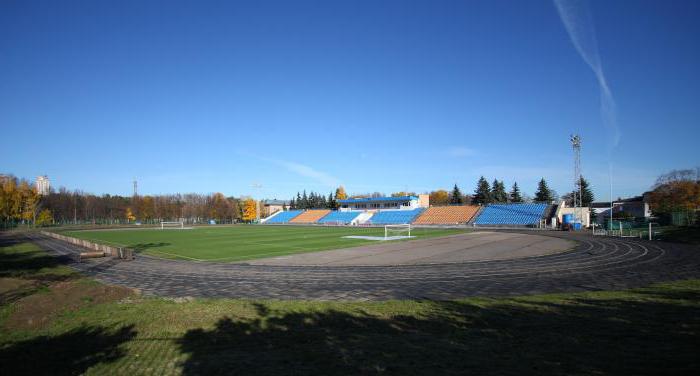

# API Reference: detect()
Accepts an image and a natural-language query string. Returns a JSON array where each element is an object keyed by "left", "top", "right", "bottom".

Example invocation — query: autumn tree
[
  {"left": 648, "top": 169, "right": 700, "bottom": 225},
  {"left": 36, "top": 209, "right": 53, "bottom": 226},
  {"left": 125, "top": 207, "right": 136, "bottom": 222},
  {"left": 429, "top": 190, "right": 450, "bottom": 206},
  {"left": 335, "top": 186, "right": 348, "bottom": 200},
  {"left": 391, "top": 191, "right": 416, "bottom": 197},
  {"left": 242, "top": 198, "right": 258, "bottom": 222}
]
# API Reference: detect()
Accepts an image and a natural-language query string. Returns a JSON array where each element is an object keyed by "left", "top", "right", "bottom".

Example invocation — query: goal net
[
  {"left": 161, "top": 221, "right": 184, "bottom": 229},
  {"left": 384, "top": 224, "right": 412, "bottom": 239}
]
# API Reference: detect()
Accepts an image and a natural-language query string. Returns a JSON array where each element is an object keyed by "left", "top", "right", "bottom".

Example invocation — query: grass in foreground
[
  {"left": 2, "top": 237, "right": 699, "bottom": 375},
  {"left": 61, "top": 225, "right": 467, "bottom": 262}
]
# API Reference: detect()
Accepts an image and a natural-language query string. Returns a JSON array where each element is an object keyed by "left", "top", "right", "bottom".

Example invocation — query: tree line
[
  {"left": 1, "top": 174, "right": 250, "bottom": 227},
  {"left": 332, "top": 177, "right": 594, "bottom": 207}
]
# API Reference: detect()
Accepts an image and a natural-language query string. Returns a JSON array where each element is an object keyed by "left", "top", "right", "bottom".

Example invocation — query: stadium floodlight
[
  {"left": 161, "top": 221, "right": 184, "bottom": 230},
  {"left": 384, "top": 224, "right": 412, "bottom": 240}
]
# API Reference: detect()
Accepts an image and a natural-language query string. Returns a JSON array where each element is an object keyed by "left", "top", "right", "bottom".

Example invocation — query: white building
[
  {"left": 337, "top": 195, "right": 429, "bottom": 211},
  {"left": 35, "top": 175, "right": 50, "bottom": 195}
]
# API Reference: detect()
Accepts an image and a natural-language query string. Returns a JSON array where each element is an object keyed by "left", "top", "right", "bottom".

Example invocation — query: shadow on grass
[
  {"left": 0, "top": 325, "right": 136, "bottom": 376},
  {"left": 178, "top": 285, "right": 700, "bottom": 375},
  {"left": 0, "top": 235, "right": 75, "bottom": 282},
  {"left": 128, "top": 242, "right": 171, "bottom": 252}
]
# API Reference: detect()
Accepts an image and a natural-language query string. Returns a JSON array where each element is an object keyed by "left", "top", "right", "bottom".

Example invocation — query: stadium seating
[
  {"left": 290, "top": 209, "right": 332, "bottom": 223},
  {"left": 473, "top": 203, "right": 548, "bottom": 226},
  {"left": 368, "top": 208, "right": 425, "bottom": 224},
  {"left": 317, "top": 211, "right": 362, "bottom": 224},
  {"left": 413, "top": 205, "right": 481, "bottom": 225},
  {"left": 265, "top": 210, "right": 303, "bottom": 224}
]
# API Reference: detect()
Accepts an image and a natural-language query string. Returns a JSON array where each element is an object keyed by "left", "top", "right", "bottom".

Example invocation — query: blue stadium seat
[
  {"left": 317, "top": 211, "right": 361, "bottom": 224},
  {"left": 265, "top": 210, "right": 303, "bottom": 224},
  {"left": 368, "top": 208, "right": 425, "bottom": 224},
  {"left": 473, "top": 203, "right": 548, "bottom": 225}
]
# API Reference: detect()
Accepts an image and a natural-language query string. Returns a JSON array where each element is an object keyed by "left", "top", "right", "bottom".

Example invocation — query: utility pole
[
  {"left": 251, "top": 183, "right": 263, "bottom": 222},
  {"left": 570, "top": 134, "right": 582, "bottom": 225}
]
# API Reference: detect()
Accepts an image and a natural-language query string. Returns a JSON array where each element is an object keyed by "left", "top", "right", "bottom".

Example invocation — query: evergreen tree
[
  {"left": 450, "top": 184, "right": 464, "bottom": 205},
  {"left": 288, "top": 198, "right": 295, "bottom": 210},
  {"left": 296, "top": 192, "right": 302, "bottom": 209},
  {"left": 473, "top": 176, "right": 492, "bottom": 205},
  {"left": 301, "top": 190, "right": 308, "bottom": 209},
  {"left": 534, "top": 178, "right": 553, "bottom": 203},
  {"left": 491, "top": 179, "right": 508, "bottom": 203},
  {"left": 510, "top": 182, "right": 523, "bottom": 203},
  {"left": 578, "top": 176, "right": 594, "bottom": 206},
  {"left": 327, "top": 192, "right": 336, "bottom": 209}
]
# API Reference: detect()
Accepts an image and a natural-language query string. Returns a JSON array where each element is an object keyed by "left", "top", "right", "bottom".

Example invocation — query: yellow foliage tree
[
  {"left": 429, "top": 190, "right": 450, "bottom": 206},
  {"left": 125, "top": 207, "right": 136, "bottom": 222},
  {"left": 335, "top": 186, "right": 347, "bottom": 201},
  {"left": 242, "top": 198, "right": 257, "bottom": 222},
  {"left": 36, "top": 209, "right": 53, "bottom": 226}
]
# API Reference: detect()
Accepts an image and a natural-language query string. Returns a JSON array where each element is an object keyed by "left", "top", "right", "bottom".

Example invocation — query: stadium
[{"left": 3, "top": 0, "right": 699, "bottom": 374}]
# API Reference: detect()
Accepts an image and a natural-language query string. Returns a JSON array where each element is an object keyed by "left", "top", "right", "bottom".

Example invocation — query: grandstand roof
[{"left": 337, "top": 196, "right": 418, "bottom": 204}]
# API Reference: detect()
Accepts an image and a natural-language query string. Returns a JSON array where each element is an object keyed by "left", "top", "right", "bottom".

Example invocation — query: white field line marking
[{"left": 144, "top": 249, "right": 208, "bottom": 262}]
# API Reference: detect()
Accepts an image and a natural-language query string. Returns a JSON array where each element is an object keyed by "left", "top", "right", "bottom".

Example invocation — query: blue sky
[{"left": 2, "top": 0, "right": 698, "bottom": 201}]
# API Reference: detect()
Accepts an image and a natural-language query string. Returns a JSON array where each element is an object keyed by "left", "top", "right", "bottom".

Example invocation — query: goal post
[
  {"left": 161, "top": 221, "right": 184, "bottom": 229},
  {"left": 384, "top": 224, "right": 411, "bottom": 239}
]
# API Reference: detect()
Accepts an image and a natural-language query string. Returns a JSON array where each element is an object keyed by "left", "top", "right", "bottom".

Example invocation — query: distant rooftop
[
  {"left": 337, "top": 196, "right": 418, "bottom": 204},
  {"left": 263, "top": 199, "right": 289, "bottom": 206}
]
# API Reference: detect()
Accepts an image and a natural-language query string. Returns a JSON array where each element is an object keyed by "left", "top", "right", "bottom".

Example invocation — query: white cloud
[
  {"left": 276, "top": 160, "right": 341, "bottom": 187},
  {"left": 248, "top": 154, "right": 341, "bottom": 188}
]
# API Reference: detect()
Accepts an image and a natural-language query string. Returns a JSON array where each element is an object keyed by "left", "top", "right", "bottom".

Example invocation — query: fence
[{"left": 40, "top": 231, "right": 134, "bottom": 260}]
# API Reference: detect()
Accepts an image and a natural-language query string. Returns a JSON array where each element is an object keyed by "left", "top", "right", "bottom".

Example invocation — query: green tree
[
  {"left": 578, "top": 176, "right": 594, "bottom": 206},
  {"left": 450, "top": 184, "right": 464, "bottom": 205},
  {"left": 327, "top": 192, "right": 336, "bottom": 209},
  {"left": 510, "top": 182, "right": 523, "bottom": 203},
  {"left": 534, "top": 178, "right": 553, "bottom": 203},
  {"left": 473, "top": 177, "right": 492, "bottom": 205},
  {"left": 491, "top": 179, "right": 508, "bottom": 203}
]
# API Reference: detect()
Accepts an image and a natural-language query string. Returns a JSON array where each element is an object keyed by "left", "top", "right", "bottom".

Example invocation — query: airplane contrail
[{"left": 554, "top": 0, "right": 621, "bottom": 151}]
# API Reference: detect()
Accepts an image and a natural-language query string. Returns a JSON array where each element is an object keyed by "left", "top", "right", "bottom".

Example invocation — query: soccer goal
[
  {"left": 384, "top": 224, "right": 412, "bottom": 240},
  {"left": 161, "top": 221, "right": 184, "bottom": 229}
]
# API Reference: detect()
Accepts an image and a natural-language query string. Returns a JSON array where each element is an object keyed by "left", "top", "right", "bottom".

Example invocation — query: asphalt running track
[{"left": 27, "top": 231, "right": 700, "bottom": 300}]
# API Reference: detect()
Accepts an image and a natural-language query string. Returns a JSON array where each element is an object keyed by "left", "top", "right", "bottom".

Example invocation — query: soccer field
[{"left": 62, "top": 225, "right": 467, "bottom": 262}]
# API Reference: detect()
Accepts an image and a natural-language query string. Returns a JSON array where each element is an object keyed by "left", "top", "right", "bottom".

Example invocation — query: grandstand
[
  {"left": 317, "top": 211, "right": 362, "bottom": 225},
  {"left": 368, "top": 208, "right": 425, "bottom": 224},
  {"left": 473, "top": 203, "right": 549, "bottom": 226},
  {"left": 413, "top": 205, "right": 481, "bottom": 225},
  {"left": 264, "top": 210, "right": 303, "bottom": 224},
  {"left": 290, "top": 209, "right": 332, "bottom": 224}
]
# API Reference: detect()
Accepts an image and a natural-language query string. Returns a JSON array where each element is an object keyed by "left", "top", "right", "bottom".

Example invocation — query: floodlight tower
[{"left": 570, "top": 134, "right": 582, "bottom": 223}]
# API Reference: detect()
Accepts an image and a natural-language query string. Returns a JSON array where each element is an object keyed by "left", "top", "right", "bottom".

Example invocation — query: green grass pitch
[{"left": 62, "top": 225, "right": 467, "bottom": 262}]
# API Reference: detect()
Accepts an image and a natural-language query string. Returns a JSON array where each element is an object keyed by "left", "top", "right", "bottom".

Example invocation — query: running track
[{"left": 27, "top": 231, "right": 700, "bottom": 300}]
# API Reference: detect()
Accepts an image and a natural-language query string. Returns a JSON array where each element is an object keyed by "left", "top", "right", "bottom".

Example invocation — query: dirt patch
[
  {"left": 0, "top": 278, "right": 40, "bottom": 305},
  {"left": 4, "top": 281, "right": 136, "bottom": 330}
]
